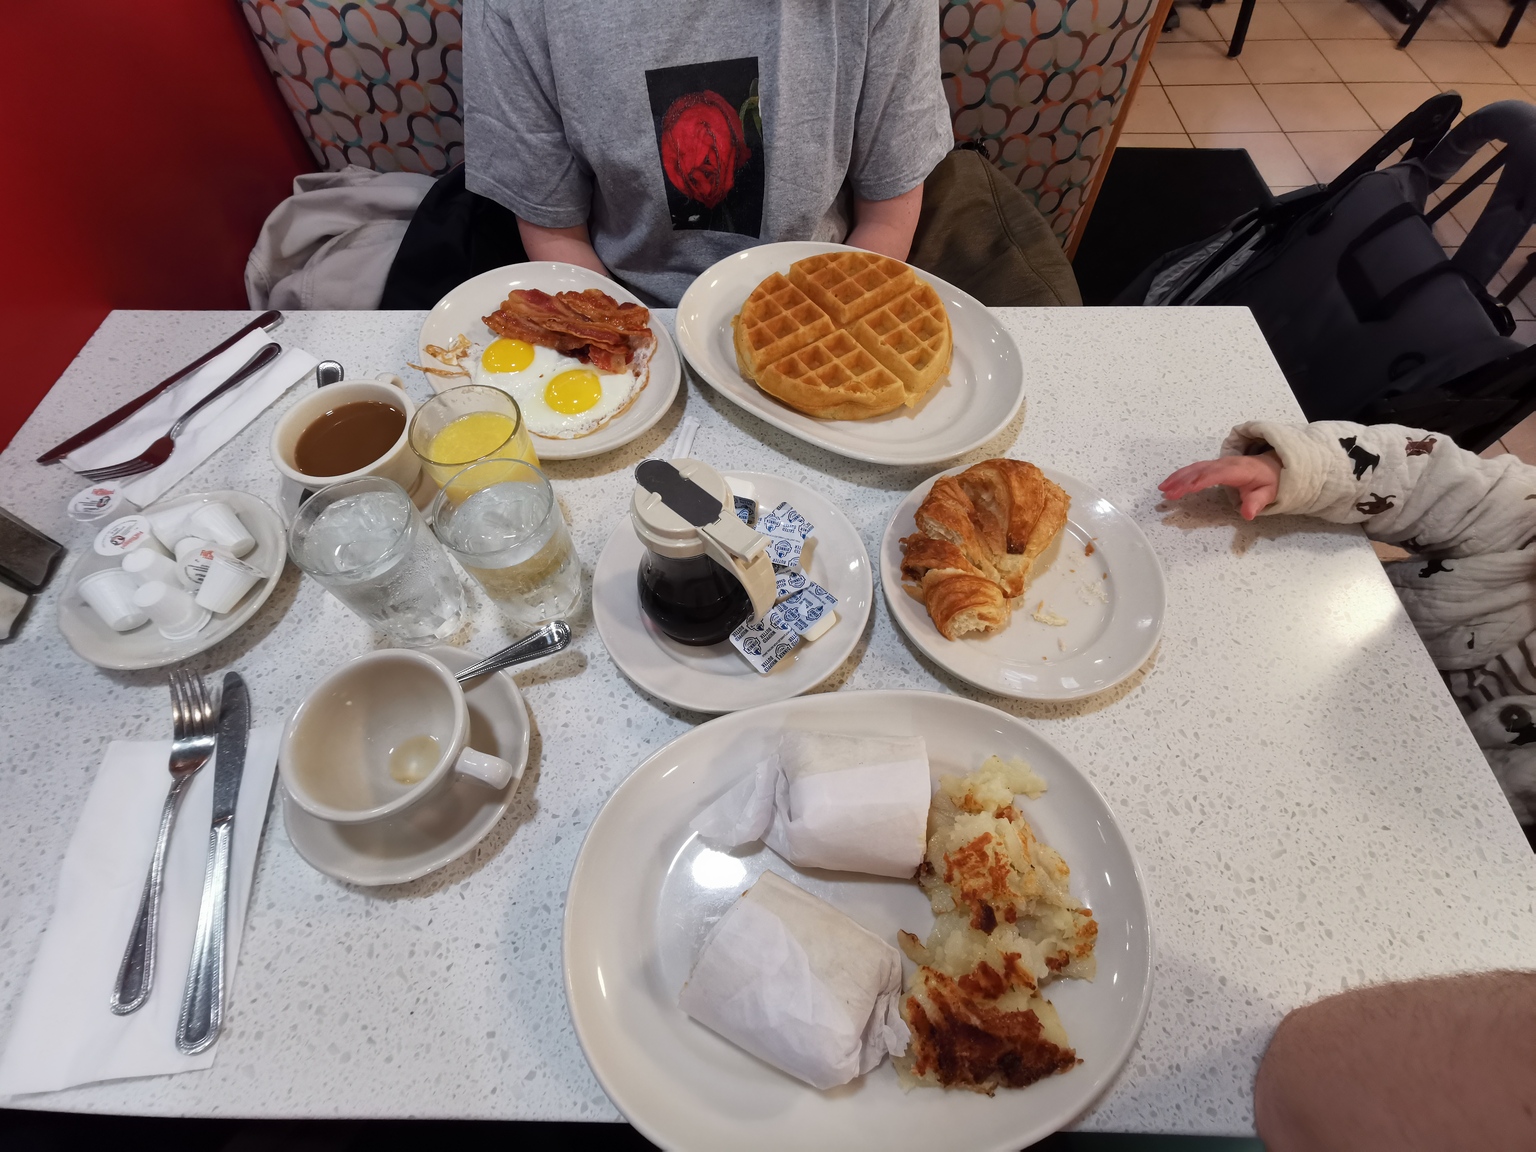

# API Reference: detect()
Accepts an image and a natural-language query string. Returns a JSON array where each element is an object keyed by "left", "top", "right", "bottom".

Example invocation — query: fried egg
[{"left": 472, "top": 336, "right": 643, "bottom": 439}]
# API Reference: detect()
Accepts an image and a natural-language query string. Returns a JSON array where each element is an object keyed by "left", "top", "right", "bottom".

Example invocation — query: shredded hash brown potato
[{"left": 895, "top": 755, "right": 1097, "bottom": 1094}]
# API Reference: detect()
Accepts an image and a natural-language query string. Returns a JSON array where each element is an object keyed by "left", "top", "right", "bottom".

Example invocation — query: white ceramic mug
[
  {"left": 280, "top": 648, "right": 517, "bottom": 825},
  {"left": 270, "top": 375, "right": 424, "bottom": 496}
]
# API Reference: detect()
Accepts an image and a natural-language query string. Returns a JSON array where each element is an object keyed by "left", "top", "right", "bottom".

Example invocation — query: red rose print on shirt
[
  {"left": 660, "top": 91, "right": 750, "bottom": 210},
  {"left": 646, "top": 58, "right": 764, "bottom": 236}
]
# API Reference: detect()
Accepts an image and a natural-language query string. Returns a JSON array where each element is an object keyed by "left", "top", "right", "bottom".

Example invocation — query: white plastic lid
[
  {"left": 630, "top": 459, "right": 733, "bottom": 559},
  {"left": 94, "top": 515, "right": 163, "bottom": 558},
  {"left": 67, "top": 483, "right": 127, "bottom": 523}
]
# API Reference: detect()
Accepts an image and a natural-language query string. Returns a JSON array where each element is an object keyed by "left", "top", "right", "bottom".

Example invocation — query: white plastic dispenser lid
[{"left": 630, "top": 458, "right": 732, "bottom": 559}]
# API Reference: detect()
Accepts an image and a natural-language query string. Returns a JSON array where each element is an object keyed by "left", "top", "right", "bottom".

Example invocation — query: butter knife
[
  {"left": 176, "top": 672, "right": 249, "bottom": 1054},
  {"left": 36, "top": 310, "right": 282, "bottom": 464}
]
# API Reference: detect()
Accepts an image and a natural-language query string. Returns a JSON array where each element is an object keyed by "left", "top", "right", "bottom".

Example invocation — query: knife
[
  {"left": 36, "top": 311, "right": 282, "bottom": 464},
  {"left": 176, "top": 672, "right": 250, "bottom": 1055}
]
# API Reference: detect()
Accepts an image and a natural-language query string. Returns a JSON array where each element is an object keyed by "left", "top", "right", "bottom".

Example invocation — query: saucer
[
  {"left": 281, "top": 646, "right": 531, "bottom": 886},
  {"left": 591, "top": 471, "right": 872, "bottom": 713}
]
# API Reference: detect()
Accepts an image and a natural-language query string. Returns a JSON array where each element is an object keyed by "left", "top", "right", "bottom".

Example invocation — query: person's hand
[{"left": 1159, "top": 453, "right": 1282, "bottom": 520}]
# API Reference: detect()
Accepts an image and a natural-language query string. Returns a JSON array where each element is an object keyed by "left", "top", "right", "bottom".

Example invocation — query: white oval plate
[
  {"left": 881, "top": 466, "right": 1166, "bottom": 701},
  {"left": 592, "top": 472, "right": 872, "bottom": 713},
  {"left": 674, "top": 242, "right": 1025, "bottom": 466},
  {"left": 564, "top": 689, "right": 1152, "bottom": 1152},
  {"left": 417, "top": 262, "right": 682, "bottom": 460},
  {"left": 57, "top": 491, "right": 286, "bottom": 671},
  {"left": 281, "top": 645, "right": 530, "bottom": 886}
]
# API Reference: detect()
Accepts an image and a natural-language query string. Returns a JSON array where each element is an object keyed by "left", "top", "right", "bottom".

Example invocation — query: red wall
[{"left": 0, "top": 2, "right": 316, "bottom": 452}]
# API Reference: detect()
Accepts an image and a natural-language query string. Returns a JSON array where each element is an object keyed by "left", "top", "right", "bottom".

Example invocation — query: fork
[
  {"left": 81, "top": 343, "right": 281, "bottom": 482},
  {"left": 110, "top": 669, "right": 218, "bottom": 1015}
]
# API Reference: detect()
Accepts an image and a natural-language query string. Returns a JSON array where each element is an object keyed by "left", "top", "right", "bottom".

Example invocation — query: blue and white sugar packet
[
  {"left": 776, "top": 581, "right": 838, "bottom": 635},
  {"left": 730, "top": 612, "right": 801, "bottom": 674},
  {"left": 733, "top": 495, "right": 756, "bottom": 526},
  {"left": 760, "top": 501, "right": 814, "bottom": 542},
  {"left": 764, "top": 534, "right": 804, "bottom": 568},
  {"left": 775, "top": 569, "right": 812, "bottom": 603}
]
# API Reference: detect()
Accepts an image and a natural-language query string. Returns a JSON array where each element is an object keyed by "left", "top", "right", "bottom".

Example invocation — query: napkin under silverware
[
  {"left": 678, "top": 871, "right": 910, "bottom": 1090},
  {"left": 692, "top": 732, "right": 932, "bottom": 878},
  {"left": 63, "top": 331, "right": 317, "bottom": 506},
  {"left": 0, "top": 727, "right": 279, "bottom": 1097}
]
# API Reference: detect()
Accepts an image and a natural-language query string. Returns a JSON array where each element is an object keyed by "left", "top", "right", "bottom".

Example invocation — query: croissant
[{"left": 902, "top": 458, "right": 1069, "bottom": 640}]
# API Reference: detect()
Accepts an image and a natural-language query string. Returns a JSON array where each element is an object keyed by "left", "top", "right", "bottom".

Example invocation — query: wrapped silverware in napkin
[
  {"left": 0, "top": 729, "right": 279, "bottom": 1097},
  {"left": 691, "top": 732, "right": 931, "bottom": 877},
  {"left": 678, "top": 871, "right": 909, "bottom": 1089}
]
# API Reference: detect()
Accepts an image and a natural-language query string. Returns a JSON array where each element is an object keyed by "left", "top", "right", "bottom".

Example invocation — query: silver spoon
[{"left": 455, "top": 621, "right": 571, "bottom": 683}]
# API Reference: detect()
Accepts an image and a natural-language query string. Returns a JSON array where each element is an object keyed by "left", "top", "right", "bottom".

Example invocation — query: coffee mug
[
  {"left": 280, "top": 648, "right": 519, "bottom": 825},
  {"left": 270, "top": 376, "right": 424, "bottom": 497}
]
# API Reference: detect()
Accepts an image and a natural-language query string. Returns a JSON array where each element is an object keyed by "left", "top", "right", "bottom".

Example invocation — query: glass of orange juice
[{"left": 408, "top": 384, "right": 540, "bottom": 489}]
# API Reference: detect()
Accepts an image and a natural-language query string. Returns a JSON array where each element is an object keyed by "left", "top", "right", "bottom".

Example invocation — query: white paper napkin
[
  {"left": 679, "top": 871, "right": 909, "bottom": 1090},
  {"left": 0, "top": 726, "right": 280, "bottom": 1097},
  {"left": 63, "top": 330, "right": 317, "bottom": 506},
  {"left": 692, "top": 732, "right": 932, "bottom": 877}
]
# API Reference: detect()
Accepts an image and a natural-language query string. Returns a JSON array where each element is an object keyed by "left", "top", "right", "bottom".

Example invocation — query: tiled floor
[{"left": 1125, "top": 0, "right": 1536, "bottom": 457}]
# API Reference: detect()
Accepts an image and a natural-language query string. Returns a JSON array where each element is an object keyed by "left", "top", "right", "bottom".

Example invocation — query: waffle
[
  {"left": 849, "top": 279, "right": 952, "bottom": 402},
  {"left": 757, "top": 329, "right": 907, "bottom": 420},
  {"left": 788, "top": 251, "right": 915, "bottom": 327},
  {"left": 733, "top": 253, "right": 953, "bottom": 420}
]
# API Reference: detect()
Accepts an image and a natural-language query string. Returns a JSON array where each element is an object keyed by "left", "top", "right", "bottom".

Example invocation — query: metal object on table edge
[
  {"left": 177, "top": 672, "right": 251, "bottom": 1054},
  {"left": 109, "top": 670, "right": 217, "bottom": 1015},
  {"left": 455, "top": 621, "right": 571, "bottom": 682},
  {"left": 37, "top": 310, "right": 282, "bottom": 464}
]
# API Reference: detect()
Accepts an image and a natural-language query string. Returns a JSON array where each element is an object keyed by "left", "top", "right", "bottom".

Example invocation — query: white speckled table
[{"left": 2, "top": 309, "right": 1534, "bottom": 1131}]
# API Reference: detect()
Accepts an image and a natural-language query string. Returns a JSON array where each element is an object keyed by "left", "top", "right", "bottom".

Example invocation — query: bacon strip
[{"left": 481, "top": 288, "right": 652, "bottom": 371}]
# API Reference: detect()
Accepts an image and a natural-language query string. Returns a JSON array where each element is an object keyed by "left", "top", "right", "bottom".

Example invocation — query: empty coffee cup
[
  {"left": 132, "top": 580, "right": 211, "bottom": 640},
  {"left": 121, "top": 549, "right": 182, "bottom": 587},
  {"left": 79, "top": 567, "right": 148, "bottom": 632},
  {"left": 280, "top": 648, "right": 517, "bottom": 825},
  {"left": 187, "top": 502, "right": 254, "bottom": 557},
  {"left": 195, "top": 555, "right": 263, "bottom": 613}
]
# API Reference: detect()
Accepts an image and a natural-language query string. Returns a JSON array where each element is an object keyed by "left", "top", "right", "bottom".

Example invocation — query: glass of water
[
  {"left": 290, "top": 476, "right": 465, "bottom": 646},
  {"left": 430, "top": 459, "right": 582, "bottom": 628}
]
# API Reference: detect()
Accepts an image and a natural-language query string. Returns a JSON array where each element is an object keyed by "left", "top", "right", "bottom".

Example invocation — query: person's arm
[
  {"left": 1161, "top": 420, "right": 1536, "bottom": 556},
  {"left": 1255, "top": 971, "right": 1536, "bottom": 1152},
  {"left": 516, "top": 219, "right": 611, "bottom": 278},
  {"left": 847, "top": 185, "right": 924, "bottom": 262}
]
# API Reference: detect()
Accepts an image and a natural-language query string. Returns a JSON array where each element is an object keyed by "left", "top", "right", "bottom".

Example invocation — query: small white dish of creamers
[
  {"left": 58, "top": 490, "right": 286, "bottom": 671},
  {"left": 279, "top": 647, "right": 530, "bottom": 886},
  {"left": 592, "top": 468, "right": 873, "bottom": 714}
]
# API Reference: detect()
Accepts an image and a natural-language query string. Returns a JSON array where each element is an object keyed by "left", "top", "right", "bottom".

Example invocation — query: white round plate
[
  {"left": 591, "top": 472, "right": 872, "bottom": 713},
  {"left": 564, "top": 689, "right": 1152, "bottom": 1152},
  {"left": 881, "top": 466, "right": 1165, "bottom": 701},
  {"left": 58, "top": 491, "right": 286, "bottom": 671},
  {"left": 282, "top": 646, "right": 530, "bottom": 886},
  {"left": 674, "top": 242, "right": 1025, "bottom": 466},
  {"left": 417, "top": 261, "right": 682, "bottom": 460}
]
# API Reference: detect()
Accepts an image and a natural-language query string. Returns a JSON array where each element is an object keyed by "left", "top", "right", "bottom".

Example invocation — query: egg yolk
[
  {"left": 481, "top": 338, "right": 534, "bottom": 374},
  {"left": 545, "top": 369, "right": 603, "bottom": 415}
]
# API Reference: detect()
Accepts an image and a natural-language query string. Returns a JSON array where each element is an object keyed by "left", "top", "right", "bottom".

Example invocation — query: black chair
[{"left": 1398, "top": 0, "right": 1529, "bottom": 49}]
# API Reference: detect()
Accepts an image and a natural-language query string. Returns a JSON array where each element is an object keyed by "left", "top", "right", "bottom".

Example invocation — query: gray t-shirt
[{"left": 464, "top": 0, "right": 953, "bottom": 306}]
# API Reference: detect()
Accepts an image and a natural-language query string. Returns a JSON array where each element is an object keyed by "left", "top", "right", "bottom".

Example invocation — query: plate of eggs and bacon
[{"left": 416, "top": 263, "right": 682, "bottom": 460}]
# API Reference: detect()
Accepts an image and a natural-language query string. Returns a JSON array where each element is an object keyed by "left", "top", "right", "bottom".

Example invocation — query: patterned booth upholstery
[
  {"left": 940, "top": 0, "right": 1167, "bottom": 249},
  {"left": 239, "top": 0, "right": 464, "bottom": 175}
]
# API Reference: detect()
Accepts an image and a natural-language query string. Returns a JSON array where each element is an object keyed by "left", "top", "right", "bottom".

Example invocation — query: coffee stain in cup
[{"left": 388, "top": 733, "right": 441, "bottom": 785}]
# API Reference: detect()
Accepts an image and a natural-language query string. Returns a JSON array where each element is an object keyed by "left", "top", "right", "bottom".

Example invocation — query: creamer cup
[
  {"left": 94, "top": 515, "right": 170, "bottom": 560},
  {"left": 195, "top": 555, "right": 264, "bottom": 613},
  {"left": 132, "top": 580, "right": 211, "bottom": 640},
  {"left": 78, "top": 567, "right": 148, "bottom": 632},
  {"left": 174, "top": 538, "right": 228, "bottom": 588},
  {"left": 187, "top": 502, "right": 254, "bottom": 557},
  {"left": 121, "top": 549, "right": 182, "bottom": 587}
]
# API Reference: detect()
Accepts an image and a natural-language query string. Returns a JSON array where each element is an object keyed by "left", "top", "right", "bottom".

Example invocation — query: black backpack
[{"left": 1117, "top": 95, "right": 1536, "bottom": 451}]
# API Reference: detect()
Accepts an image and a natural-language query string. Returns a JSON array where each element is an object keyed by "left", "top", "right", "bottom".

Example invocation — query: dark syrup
[{"left": 637, "top": 552, "right": 753, "bottom": 645}]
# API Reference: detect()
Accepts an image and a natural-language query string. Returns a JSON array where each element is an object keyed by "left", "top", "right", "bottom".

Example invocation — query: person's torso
[{"left": 531, "top": 0, "right": 873, "bottom": 304}]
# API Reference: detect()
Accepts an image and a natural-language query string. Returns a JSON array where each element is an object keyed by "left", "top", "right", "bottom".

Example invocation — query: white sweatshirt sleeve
[{"left": 1221, "top": 420, "right": 1536, "bottom": 558}]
